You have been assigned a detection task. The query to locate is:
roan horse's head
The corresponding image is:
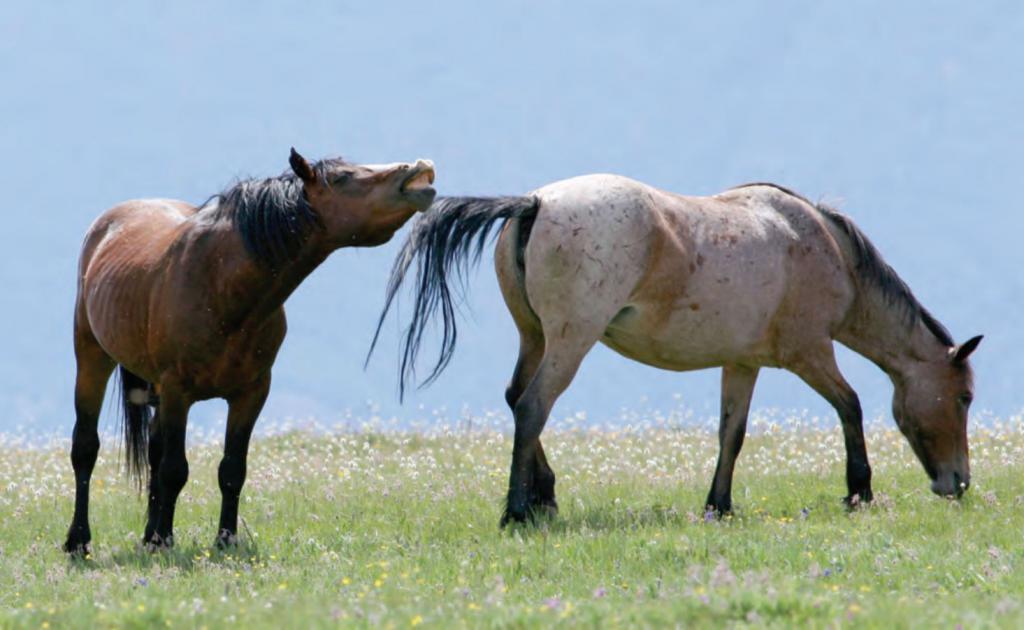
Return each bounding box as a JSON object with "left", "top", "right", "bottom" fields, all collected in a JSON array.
[
  {"left": 289, "top": 148, "right": 435, "bottom": 247},
  {"left": 892, "top": 334, "right": 982, "bottom": 498}
]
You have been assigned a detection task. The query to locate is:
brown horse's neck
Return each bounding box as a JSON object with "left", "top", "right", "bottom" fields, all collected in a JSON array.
[
  {"left": 247, "top": 241, "right": 330, "bottom": 324},
  {"left": 836, "top": 291, "right": 948, "bottom": 382},
  {"left": 205, "top": 222, "right": 332, "bottom": 329}
]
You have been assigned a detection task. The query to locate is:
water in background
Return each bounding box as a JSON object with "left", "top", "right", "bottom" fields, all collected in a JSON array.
[{"left": 1, "top": 1, "right": 1021, "bottom": 435}]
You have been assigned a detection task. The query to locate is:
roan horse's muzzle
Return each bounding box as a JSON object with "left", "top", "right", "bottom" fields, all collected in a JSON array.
[{"left": 931, "top": 469, "right": 970, "bottom": 498}]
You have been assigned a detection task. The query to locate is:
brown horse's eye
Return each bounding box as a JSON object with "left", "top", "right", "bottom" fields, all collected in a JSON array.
[
  {"left": 330, "top": 173, "right": 352, "bottom": 186},
  {"left": 958, "top": 393, "right": 973, "bottom": 407}
]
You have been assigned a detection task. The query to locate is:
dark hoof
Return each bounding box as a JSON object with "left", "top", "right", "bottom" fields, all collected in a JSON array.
[
  {"left": 63, "top": 539, "right": 91, "bottom": 557},
  {"left": 704, "top": 500, "right": 732, "bottom": 518},
  {"left": 532, "top": 500, "right": 559, "bottom": 520},
  {"left": 64, "top": 526, "right": 92, "bottom": 556},
  {"left": 843, "top": 489, "right": 873, "bottom": 508},
  {"left": 144, "top": 533, "right": 174, "bottom": 551},
  {"left": 500, "top": 504, "right": 533, "bottom": 528},
  {"left": 214, "top": 530, "right": 238, "bottom": 550}
]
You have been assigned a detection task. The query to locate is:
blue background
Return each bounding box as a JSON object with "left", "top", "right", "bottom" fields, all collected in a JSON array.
[{"left": 1, "top": 1, "right": 1021, "bottom": 434}]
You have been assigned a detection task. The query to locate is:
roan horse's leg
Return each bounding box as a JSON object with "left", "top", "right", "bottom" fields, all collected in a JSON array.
[
  {"left": 147, "top": 383, "right": 192, "bottom": 548},
  {"left": 63, "top": 331, "right": 115, "bottom": 554},
  {"left": 504, "top": 328, "right": 558, "bottom": 516},
  {"left": 501, "top": 330, "right": 597, "bottom": 526},
  {"left": 791, "top": 345, "right": 873, "bottom": 505},
  {"left": 215, "top": 375, "right": 271, "bottom": 549},
  {"left": 705, "top": 365, "right": 760, "bottom": 515}
]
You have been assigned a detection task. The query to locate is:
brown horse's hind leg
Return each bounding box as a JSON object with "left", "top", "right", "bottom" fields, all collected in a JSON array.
[
  {"left": 64, "top": 329, "right": 115, "bottom": 555},
  {"left": 146, "top": 382, "right": 192, "bottom": 548},
  {"left": 705, "top": 365, "right": 760, "bottom": 515},
  {"left": 790, "top": 345, "right": 872, "bottom": 506},
  {"left": 215, "top": 375, "right": 271, "bottom": 549}
]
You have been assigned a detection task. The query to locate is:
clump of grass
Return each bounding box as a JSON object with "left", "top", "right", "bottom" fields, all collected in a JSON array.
[{"left": 1, "top": 415, "right": 1022, "bottom": 627}]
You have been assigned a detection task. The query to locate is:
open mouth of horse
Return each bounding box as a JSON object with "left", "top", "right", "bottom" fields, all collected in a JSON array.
[{"left": 400, "top": 163, "right": 436, "bottom": 204}]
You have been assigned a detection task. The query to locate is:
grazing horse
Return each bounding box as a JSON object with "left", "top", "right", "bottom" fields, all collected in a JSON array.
[
  {"left": 371, "top": 176, "right": 982, "bottom": 525},
  {"left": 64, "top": 149, "right": 436, "bottom": 554}
]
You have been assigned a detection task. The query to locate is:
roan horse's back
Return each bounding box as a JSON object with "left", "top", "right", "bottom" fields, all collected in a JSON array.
[{"left": 503, "top": 177, "right": 855, "bottom": 371}]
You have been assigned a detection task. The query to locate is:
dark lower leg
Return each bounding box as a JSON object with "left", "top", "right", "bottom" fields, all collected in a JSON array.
[
  {"left": 529, "top": 440, "right": 557, "bottom": 512},
  {"left": 216, "top": 381, "right": 268, "bottom": 547},
  {"left": 838, "top": 396, "right": 872, "bottom": 504},
  {"left": 794, "top": 353, "right": 872, "bottom": 505},
  {"left": 143, "top": 414, "right": 163, "bottom": 542},
  {"left": 705, "top": 366, "right": 758, "bottom": 514},
  {"left": 149, "top": 393, "right": 189, "bottom": 547},
  {"left": 64, "top": 407, "right": 101, "bottom": 553},
  {"left": 502, "top": 392, "right": 547, "bottom": 525},
  {"left": 64, "top": 345, "right": 113, "bottom": 555}
]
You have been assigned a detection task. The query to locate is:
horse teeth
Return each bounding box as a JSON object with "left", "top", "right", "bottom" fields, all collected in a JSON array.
[{"left": 405, "top": 172, "right": 433, "bottom": 191}]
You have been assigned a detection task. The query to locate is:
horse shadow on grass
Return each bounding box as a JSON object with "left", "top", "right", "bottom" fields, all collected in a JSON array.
[
  {"left": 504, "top": 502, "right": 699, "bottom": 537},
  {"left": 505, "top": 494, "right": 853, "bottom": 537},
  {"left": 68, "top": 539, "right": 261, "bottom": 573}
]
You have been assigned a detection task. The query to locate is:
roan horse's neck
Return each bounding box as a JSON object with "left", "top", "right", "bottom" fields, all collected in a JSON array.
[{"left": 835, "top": 292, "right": 948, "bottom": 384}]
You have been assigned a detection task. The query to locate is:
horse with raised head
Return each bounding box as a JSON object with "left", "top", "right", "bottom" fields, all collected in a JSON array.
[
  {"left": 372, "top": 175, "right": 981, "bottom": 525},
  {"left": 64, "top": 149, "right": 436, "bottom": 554}
]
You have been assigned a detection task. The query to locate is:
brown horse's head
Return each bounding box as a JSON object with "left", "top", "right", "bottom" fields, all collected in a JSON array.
[
  {"left": 892, "top": 334, "right": 982, "bottom": 498},
  {"left": 289, "top": 148, "right": 435, "bottom": 247}
]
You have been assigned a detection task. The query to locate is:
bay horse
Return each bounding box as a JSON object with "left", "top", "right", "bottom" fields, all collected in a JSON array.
[
  {"left": 64, "top": 149, "right": 436, "bottom": 554},
  {"left": 371, "top": 176, "right": 982, "bottom": 525}
]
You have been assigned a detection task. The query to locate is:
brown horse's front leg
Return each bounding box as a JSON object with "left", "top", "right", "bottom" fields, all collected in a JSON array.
[
  {"left": 143, "top": 411, "right": 162, "bottom": 544},
  {"left": 147, "top": 386, "right": 191, "bottom": 549},
  {"left": 215, "top": 377, "right": 270, "bottom": 549},
  {"left": 705, "top": 365, "right": 760, "bottom": 515}
]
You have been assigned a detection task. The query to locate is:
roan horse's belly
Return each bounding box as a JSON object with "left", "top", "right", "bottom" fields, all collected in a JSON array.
[{"left": 600, "top": 228, "right": 792, "bottom": 372}]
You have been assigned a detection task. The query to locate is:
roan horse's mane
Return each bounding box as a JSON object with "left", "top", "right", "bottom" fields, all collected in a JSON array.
[
  {"left": 732, "top": 182, "right": 955, "bottom": 347},
  {"left": 203, "top": 158, "right": 348, "bottom": 269}
]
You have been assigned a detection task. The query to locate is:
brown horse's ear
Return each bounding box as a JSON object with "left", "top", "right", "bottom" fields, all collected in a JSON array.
[
  {"left": 952, "top": 335, "right": 983, "bottom": 364},
  {"left": 289, "top": 147, "right": 317, "bottom": 184}
]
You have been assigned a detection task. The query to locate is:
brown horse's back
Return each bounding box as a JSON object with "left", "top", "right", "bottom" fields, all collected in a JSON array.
[{"left": 76, "top": 199, "right": 199, "bottom": 376}]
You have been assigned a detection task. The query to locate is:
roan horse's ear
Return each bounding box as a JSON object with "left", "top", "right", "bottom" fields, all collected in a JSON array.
[
  {"left": 952, "top": 335, "right": 983, "bottom": 364},
  {"left": 289, "top": 147, "right": 317, "bottom": 184}
]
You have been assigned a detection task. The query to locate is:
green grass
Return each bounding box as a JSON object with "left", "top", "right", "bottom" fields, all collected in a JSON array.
[{"left": 1, "top": 418, "right": 1023, "bottom": 628}]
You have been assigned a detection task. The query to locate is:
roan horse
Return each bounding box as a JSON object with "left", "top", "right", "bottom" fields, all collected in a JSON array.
[
  {"left": 64, "top": 149, "right": 436, "bottom": 554},
  {"left": 372, "top": 175, "right": 982, "bottom": 525}
]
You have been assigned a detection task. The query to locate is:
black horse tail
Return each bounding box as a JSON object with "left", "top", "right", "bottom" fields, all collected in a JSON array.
[
  {"left": 117, "top": 365, "right": 151, "bottom": 487},
  {"left": 368, "top": 195, "right": 540, "bottom": 398}
]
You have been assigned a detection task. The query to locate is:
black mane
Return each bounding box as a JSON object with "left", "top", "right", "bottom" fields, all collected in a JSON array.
[
  {"left": 205, "top": 158, "right": 346, "bottom": 269},
  {"left": 815, "top": 203, "right": 954, "bottom": 346},
  {"left": 731, "top": 183, "right": 954, "bottom": 347}
]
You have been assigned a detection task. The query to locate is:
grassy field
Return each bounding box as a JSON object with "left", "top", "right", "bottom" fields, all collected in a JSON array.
[{"left": 1, "top": 414, "right": 1022, "bottom": 628}]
